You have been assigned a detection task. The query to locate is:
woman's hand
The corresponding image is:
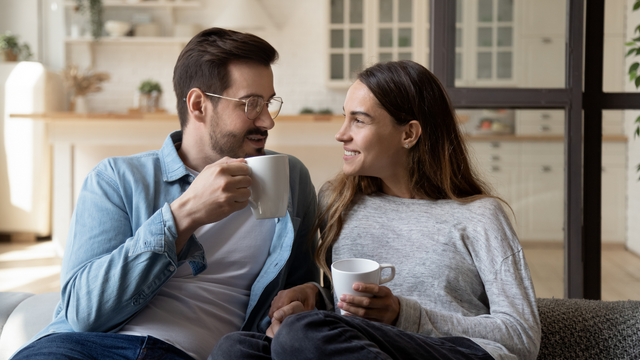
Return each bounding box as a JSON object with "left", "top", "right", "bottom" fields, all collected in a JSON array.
[
  {"left": 269, "top": 283, "right": 319, "bottom": 320},
  {"left": 337, "top": 283, "right": 401, "bottom": 325},
  {"left": 266, "top": 301, "right": 304, "bottom": 338}
]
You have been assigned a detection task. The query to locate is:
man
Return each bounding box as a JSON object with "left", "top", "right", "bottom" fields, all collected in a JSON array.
[{"left": 12, "top": 28, "right": 319, "bottom": 360}]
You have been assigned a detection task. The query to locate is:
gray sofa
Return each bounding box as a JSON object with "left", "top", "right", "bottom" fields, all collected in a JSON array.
[{"left": 0, "top": 293, "right": 638, "bottom": 360}]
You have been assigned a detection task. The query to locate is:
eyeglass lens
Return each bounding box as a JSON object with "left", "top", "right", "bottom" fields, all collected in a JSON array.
[{"left": 246, "top": 97, "right": 282, "bottom": 120}]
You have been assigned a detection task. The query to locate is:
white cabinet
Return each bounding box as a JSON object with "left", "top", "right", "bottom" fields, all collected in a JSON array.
[{"left": 518, "top": 142, "right": 564, "bottom": 241}]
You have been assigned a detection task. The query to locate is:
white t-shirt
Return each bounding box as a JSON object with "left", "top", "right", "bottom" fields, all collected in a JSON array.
[{"left": 119, "top": 181, "right": 275, "bottom": 359}]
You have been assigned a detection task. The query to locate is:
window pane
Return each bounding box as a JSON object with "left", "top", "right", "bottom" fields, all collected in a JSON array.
[
  {"left": 331, "top": 0, "right": 344, "bottom": 24},
  {"left": 477, "top": 52, "right": 492, "bottom": 79},
  {"left": 602, "top": 109, "right": 639, "bottom": 300},
  {"left": 331, "top": 29, "right": 344, "bottom": 48},
  {"left": 457, "top": 108, "right": 567, "bottom": 299},
  {"left": 399, "top": 0, "right": 412, "bottom": 22},
  {"left": 399, "top": 52, "right": 412, "bottom": 60},
  {"left": 497, "top": 27, "right": 512, "bottom": 47},
  {"left": 604, "top": 0, "right": 627, "bottom": 92},
  {"left": 350, "top": 29, "right": 363, "bottom": 48},
  {"left": 398, "top": 28, "right": 412, "bottom": 47},
  {"left": 379, "top": 0, "right": 393, "bottom": 23},
  {"left": 478, "top": 0, "right": 493, "bottom": 22},
  {"left": 379, "top": 52, "right": 393, "bottom": 62},
  {"left": 497, "top": 51, "right": 512, "bottom": 79},
  {"left": 455, "top": 0, "right": 566, "bottom": 88},
  {"left": 477, "top": 27, "right": 492, "bottom": 47},
  {"left": 497, "top": 0, "right": 513, "bottom": 21},
  {"left": 379, "top": 28, "right": 393, "bottom": 47},
  {"left": 455, "top": 52, "right": 463, "bottom": 79},
  {"left": 456, "top": 0, "right": 463, "bottom": 23},
  {"left": 331, "top": 54, "right": 344, "bottom": 79},
  {"left": 349, "top": 53, "right": 364, "bottom": 78},
  {"left": 350, "top": 0, "right": 364, "bottom": 24}
]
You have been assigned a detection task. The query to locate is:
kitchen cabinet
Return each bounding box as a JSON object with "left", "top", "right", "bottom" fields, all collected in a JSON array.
[{"left": 468, "top": 138, "right": 627, "bottom": 243}]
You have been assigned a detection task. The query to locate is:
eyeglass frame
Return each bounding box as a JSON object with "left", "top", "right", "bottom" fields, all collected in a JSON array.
[{"left": 203, "top": 92, "right": 283, "bottom": 120}]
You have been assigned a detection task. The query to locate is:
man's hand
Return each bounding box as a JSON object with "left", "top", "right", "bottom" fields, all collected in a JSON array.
[
  {"left": 337, "top": 283, "right": 401, "bottom": 325},
  {"left": 269, "top": 283, "right": 319, "bottom": 320},
  {"left": 170, "top": 157, "right": 252, "bottom": 252},
  {"left": 266, "top": 301, "right": 305, "bottom": 338}
]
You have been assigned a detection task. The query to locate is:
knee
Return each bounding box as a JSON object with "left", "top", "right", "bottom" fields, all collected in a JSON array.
[{"left": 271, "top": 311, "right": 334, "bottom": 359}]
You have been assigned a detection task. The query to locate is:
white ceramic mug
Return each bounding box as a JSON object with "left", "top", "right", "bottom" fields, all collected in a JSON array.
[
  {"left": 245, "top": 154, "right": 289, "bottom": 219},
  {"left": 331, "top": 258, "right": 396, "bottom": 315}
]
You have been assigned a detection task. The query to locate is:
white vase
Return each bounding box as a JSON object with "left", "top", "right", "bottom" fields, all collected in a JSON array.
[{"left": 74, "top": 96, "right": 88, "bottom": 113}]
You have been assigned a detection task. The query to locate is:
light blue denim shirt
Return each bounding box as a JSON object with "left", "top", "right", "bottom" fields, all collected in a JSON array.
[{"left": 20, "top": 131, "right": 318, "bottom": 353}]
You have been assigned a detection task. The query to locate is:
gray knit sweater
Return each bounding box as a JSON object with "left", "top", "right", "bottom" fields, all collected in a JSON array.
[{"left": 326, "top": 192, "right": 541, "bottom": 360}]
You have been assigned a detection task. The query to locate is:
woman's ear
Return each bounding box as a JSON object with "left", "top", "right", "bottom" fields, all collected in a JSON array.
[
  {"left": 402, "top": 120, "right": 422, "bottom": 148},
  {"left": 186, "top": 88, "right": 207, "bottom": 125}
]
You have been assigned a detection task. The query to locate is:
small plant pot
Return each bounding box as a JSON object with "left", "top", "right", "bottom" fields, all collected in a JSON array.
[
  {"left": 2, "top": 49, "right": 18, "bottom": 62},
  {"left": 138, "top": 91, "right": 161, "bottom": 112}
]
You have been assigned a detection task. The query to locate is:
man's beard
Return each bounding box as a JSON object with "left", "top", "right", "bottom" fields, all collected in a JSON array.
[{"left": 208, "top": 120, "right": 268, "bottom": 159}]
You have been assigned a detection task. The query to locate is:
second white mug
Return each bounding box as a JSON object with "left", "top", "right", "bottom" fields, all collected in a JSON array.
[{"left": 331, "top": 258, "right": 396, "bottom": 315}]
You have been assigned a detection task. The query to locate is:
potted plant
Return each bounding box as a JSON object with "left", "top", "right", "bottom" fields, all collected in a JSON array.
[
  {"left": 0, "top": 32, "right": 33, "bottom": 62},
  {"left": 138, "top": 79, "right": 163, "bottom": 113},
  {"left": 73, "top": 0, "right": 103, "bottom": 40}
]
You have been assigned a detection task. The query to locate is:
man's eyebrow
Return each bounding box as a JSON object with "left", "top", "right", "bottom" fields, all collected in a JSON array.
[{"left": 239, "top": 92, "right": 277, "bottom": 99}]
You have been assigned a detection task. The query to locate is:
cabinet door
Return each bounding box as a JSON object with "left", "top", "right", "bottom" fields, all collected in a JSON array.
[
  {"left": 520, "top": 0, "right": 566, "bottom": 36},
  {"left": 518, "top": 163, "right": 564, "bottom": 241},
  {"left": 521, "top": 36, "right": 565, "bottom": 88}
]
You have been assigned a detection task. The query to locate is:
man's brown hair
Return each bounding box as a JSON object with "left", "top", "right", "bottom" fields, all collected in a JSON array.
[{"left": 172, "top": 27, "right": 279, "bottom": 129}]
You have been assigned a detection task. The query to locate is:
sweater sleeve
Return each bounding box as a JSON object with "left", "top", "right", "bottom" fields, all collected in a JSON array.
[{"left": 394, "top": 201, "right": 541, "bottom": 360}]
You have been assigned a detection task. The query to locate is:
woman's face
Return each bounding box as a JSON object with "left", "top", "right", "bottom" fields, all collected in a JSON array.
[{"left": 336, "top": 80, "right": 409, "bottom": 180}]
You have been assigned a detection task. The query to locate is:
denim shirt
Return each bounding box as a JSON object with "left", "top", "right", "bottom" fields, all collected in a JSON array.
[{"left": 20, "top": 131, "right": 318, "bottom": 353}]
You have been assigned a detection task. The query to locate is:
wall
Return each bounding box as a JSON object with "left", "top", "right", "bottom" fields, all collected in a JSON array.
[
  {"left": 66, "top": 0, "right": 349, "bottom": 115},
  {"left": 626, "top": 0, "right": 640, "bottom": 255}
]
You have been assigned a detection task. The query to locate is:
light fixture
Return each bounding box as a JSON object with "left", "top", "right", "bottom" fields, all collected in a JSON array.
[{"left": 214, "top": 0, "right": 276, "bottom": 31}]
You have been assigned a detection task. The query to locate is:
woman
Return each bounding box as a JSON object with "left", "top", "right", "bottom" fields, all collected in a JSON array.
[{"left": 211, "top": 60, "right": 541, "bottom": 360}]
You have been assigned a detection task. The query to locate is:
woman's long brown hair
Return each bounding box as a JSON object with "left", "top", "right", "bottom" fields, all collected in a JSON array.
[{"left": 314, "top": 60, "right": 501, "bottom": 279}]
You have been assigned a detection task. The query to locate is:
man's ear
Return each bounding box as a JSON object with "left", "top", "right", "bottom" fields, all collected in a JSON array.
[
  {"left": 403, "top": 120, "right": 422, "bottom": 148},
  {"left": 186, "top": 88, "right": 208, "bottom": 125}
]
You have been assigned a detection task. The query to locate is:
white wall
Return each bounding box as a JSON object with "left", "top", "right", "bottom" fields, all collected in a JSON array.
[
  {"left": 65, "top": 0, "right": 348, "bottom": 115},
  {"left": 0, "top": 0, "right": 40, "bottom": 61},
  {"left": 625, "top": 0, "right": 640, "bottom": 255}
]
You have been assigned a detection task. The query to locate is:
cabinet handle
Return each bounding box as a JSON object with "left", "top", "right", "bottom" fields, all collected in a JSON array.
[
  {"left": 602, "top": 166, "right": 606, "bottom": 173},
  {"left": 490, "top": 165, "right": 501, "bottom": 173},
  {"left": 539, "top": 125, "right": 551, "bottom": 132},
  {"left": 490, "top": 141, "right": 501, "bottom": 149},
  {"left": 542, "top": 37, "right": 552, "bottom": 44},
  {"left": 540, "top": 165, "right": 552, "bottom": 173},
  {"left": 490, "top": 155, "right": 501, "bottom": 161},
  {"left": 541, "top": 113, "right": 551, "bottom": 120}
]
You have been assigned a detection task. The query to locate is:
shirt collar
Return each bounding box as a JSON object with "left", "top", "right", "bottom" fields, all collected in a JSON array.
[{"left": 160, "top": 130, "right": 191, "bottom": 182}]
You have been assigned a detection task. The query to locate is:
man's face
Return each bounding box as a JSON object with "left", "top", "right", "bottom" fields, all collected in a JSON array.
[{"left": 207, "top": 61, "right": 276, "bottom": 159}]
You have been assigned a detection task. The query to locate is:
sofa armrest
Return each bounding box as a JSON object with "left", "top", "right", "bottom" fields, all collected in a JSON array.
[
  {"left": 0, "top": 292, "right": 60, "bottom": 360},
  {"left": 537, "top": 297, "right": 640, "bottom": 360}
]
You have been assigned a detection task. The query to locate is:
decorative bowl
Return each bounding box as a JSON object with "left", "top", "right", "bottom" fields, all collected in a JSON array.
[{"left": 105, "top": 20, "right": 131, "bottom": 37}]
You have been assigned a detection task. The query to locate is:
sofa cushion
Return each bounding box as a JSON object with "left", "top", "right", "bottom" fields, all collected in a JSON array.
[
  {"left": 0, "top": 292, "right": 60, "bottom": 360},
  {"left": 0, "top": 293, "right": 33, "bottom": 335},
  {"left": 537, "top": 298, "right": 640, "bottom": 360}
]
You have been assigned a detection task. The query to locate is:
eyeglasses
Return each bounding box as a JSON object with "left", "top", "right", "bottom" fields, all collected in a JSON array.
[{"left": 204, "top": 92, "right": 283, "bottom": 120}]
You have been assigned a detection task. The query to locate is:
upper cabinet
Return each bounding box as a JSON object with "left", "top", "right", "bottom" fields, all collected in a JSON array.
[{"left": 327, "top": 0, "right": 429, "bottom": 87}]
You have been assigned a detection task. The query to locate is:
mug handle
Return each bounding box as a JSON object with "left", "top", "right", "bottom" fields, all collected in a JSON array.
[{"left": 378, "top": 264, "right": 395, "bottom": 285}]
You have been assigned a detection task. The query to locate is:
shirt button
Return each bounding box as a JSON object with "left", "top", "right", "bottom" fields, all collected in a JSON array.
[{"left": 168, "top": 265, "right": 175, "bottom": 272}]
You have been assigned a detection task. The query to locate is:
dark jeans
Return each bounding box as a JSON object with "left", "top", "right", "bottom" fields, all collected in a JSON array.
[
  {"left": 11, "top": 332, "right": 195, "bottom": 360},
  {"left": 211, "top": 311, "right": 493, "bottom": 360}
]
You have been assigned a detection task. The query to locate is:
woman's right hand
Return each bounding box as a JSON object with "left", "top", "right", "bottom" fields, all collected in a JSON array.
[{"left": 269, "top": 283, "right": 320, "bottom": 321}]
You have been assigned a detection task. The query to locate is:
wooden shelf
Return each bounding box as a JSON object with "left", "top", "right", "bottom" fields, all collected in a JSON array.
[{"left": 64, "top": 1, "right": 200, "bottom": 8}]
